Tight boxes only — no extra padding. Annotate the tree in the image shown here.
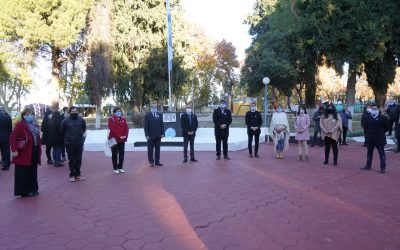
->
[0,41,33,112]
[85,0,113,129]
[214,40,239,98]
[0,0,94,109]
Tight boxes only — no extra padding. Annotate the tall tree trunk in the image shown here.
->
[51,47,62,110]
[304,65,317,108]
[345,65,357,131]
[95,102,102,129]
[373,88,388,109]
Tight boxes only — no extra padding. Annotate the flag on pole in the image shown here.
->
[166,0,173,72]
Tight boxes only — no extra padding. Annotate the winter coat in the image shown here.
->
[294,114,310,141]
[48,112,65,147]
[60,116,86,145]
[0,112,12,142]
[364,113,390,146]
[10,120,42,166]
[108,115,129,143]
[245,110,262,135]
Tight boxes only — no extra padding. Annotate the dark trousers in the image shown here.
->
[183,135,195,159]
[14,145,39,196]
[388,120,396,135]
[112,142,125,170]
[0,141,10,167]
[62,146,66,160]
[147,138,161,164]
[215,135,228,157]
[396,123,400,149]
[312,130,322,146]
[45,144,52,161]
[248,132,260,155]
[366,143,386,170]
[324,137,338,163]
[66,144,83,177]
[52,146,63,165]
[363,128,368,146]
[339,127,348,144]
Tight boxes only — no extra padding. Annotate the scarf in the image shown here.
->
[27,121,40,146]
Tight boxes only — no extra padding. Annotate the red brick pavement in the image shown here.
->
[0,142,399,250]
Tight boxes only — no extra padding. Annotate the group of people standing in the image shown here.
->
[1,99,396,198]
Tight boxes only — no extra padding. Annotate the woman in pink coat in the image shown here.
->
[294,105,310,161]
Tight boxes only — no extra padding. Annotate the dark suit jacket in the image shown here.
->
[181,113,198,137]
[245,111,263,135]
[364,113,390,146]
[213,108,232,137]
[0,113,12,142]
[144,112,164,139]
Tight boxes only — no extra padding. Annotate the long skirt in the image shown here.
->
[14,146,39,196]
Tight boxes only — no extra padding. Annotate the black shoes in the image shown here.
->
[1,166,10,171]
[155,163,163,166]
[183,158,188,163]
[333,161,338,166]
[249,154,253,158]
[379,169,386,174]
[323,160,328,165]
[47,159,54,165]
[216,156,221,160]
[190,158,198,162]
[360,166,371,170]
[224,156,230,160]
[254,154,259,158]
[21,191,39,197]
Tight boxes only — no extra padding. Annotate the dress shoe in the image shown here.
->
[342,142,348,146]
[323,160,328,165]
[254,154,259,158]
[360,166,371,170]
[1,166,10,171]
[190,158,198,162]
[310,144,315,147]
[333,161,337,166]
[150,163,155,167]
[216,156,221,160]
[224,156,230,160]
[47,160,54,165]
[26,191,39,197]
[379,169,386,174]
[155,163,163,166]
[183,158,188,163]
[249,154,253,158]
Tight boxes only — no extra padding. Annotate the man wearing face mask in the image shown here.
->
[180,104,198,163]
[245,102,262,158]
[361,104,372,147]
[108,107,129,173]
[144,103,164,167]
[213,99,232,160]
[361,104,390,174]
[60,106,86,182]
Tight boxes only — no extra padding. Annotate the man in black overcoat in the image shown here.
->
[180,104,198,163]
[245,102,263,158]
[0,107,12,170]
[213,99,232,160]
[144,103,164,167]
[361,104,390,174]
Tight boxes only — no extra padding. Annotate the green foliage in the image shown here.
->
[214,39,239,95]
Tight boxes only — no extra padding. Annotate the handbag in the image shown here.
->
[17,130,28,150]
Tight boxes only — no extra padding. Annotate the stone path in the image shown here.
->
[0,142,399,250]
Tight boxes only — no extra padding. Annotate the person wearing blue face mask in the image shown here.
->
[245,102,262,158]
[213,99,232,160]
[361,104,390,174]
[9,108,41,197]
[108,107,129,173]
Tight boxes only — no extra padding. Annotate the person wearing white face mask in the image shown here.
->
[270,105,290,159]
[361,104,390,174]
[108,107,129,173]
[245,102,262,158]
[361,104,372,147]
[144,103,164,167]
[213,99,232,160]
[180,104,198,163]
[294,105,310,161]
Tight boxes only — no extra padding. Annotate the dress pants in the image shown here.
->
[45,144,52,161]
[324,137,338,162]
[66,144,83,177]
[215,135,228,157]
[112,142,125,170]
[147,138,161,164]
[248,132,260,155]
[366,143,386,170]
[183,135,195,159]
[0,141,10,168]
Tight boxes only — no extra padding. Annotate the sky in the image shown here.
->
[23,0,256,106]
[181,0,255,61]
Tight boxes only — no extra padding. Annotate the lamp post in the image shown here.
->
[262,77,270,128]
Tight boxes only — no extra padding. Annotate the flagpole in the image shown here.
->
[166,0,173,111]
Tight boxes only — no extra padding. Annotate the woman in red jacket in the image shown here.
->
[10,108,42,197]
[108,107,129,174]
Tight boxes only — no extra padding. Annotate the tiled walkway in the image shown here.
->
[0,142,399,250]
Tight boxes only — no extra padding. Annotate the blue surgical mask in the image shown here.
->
[250,106,256,112]
[186,108,192,114]
[115,111,122,117]
[150,107,157,113]
[220,104,226,109]
[370,109,379,117]
[277,108,283,113]
[24,115,34,122]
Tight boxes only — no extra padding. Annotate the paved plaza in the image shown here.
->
[0,142,399,250]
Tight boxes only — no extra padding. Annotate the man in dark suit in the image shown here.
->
[180,104,198,163]
[0,107,12,170]
[361,104,390,174]
[245,102,263,158]
[213,99,232,160]
[144,103,164,167]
